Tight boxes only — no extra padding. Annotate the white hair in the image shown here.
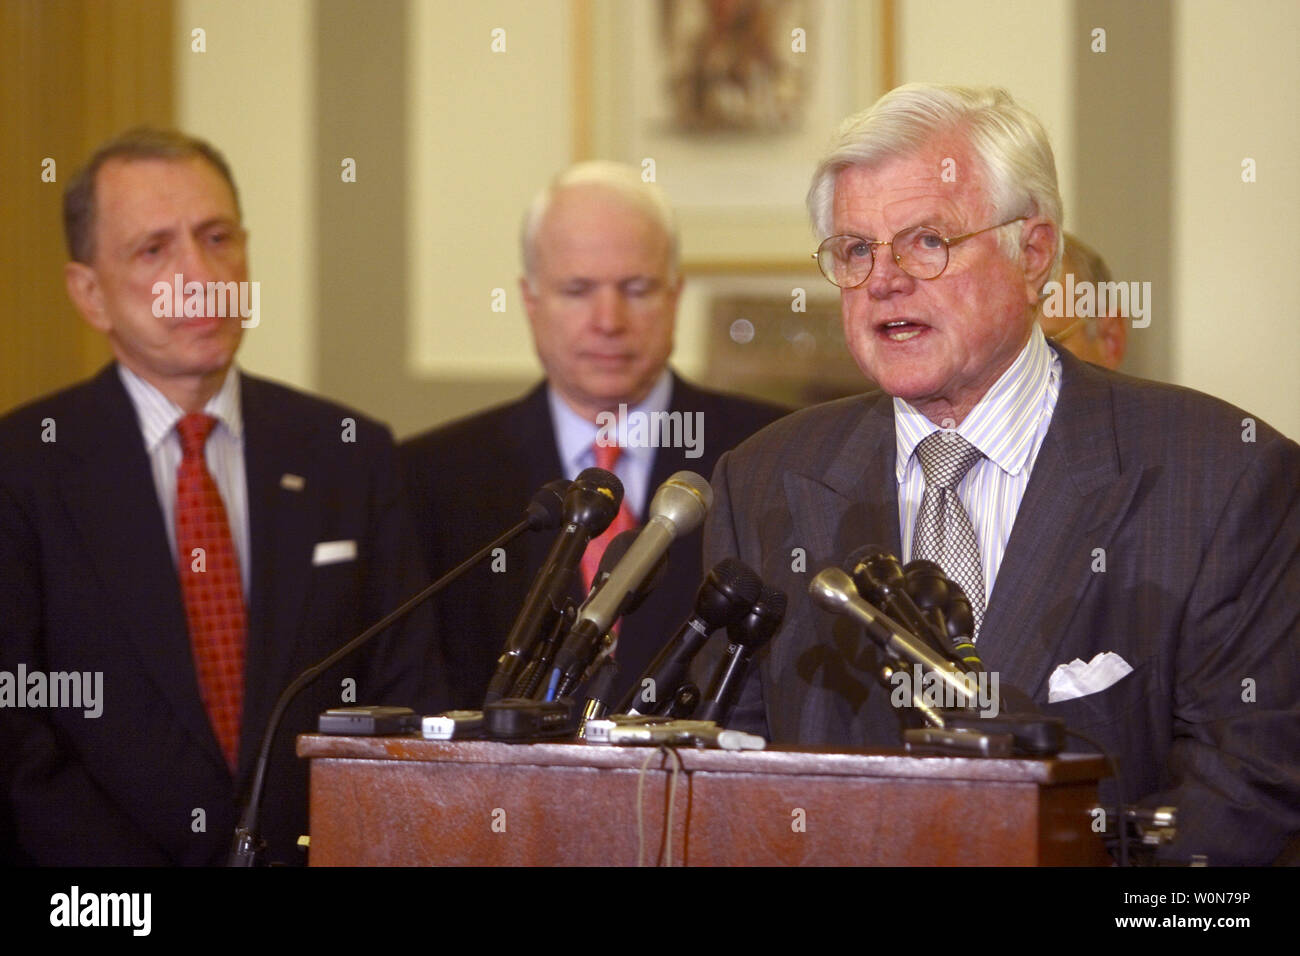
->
[807,84,1063,276]
[520,161,679,283]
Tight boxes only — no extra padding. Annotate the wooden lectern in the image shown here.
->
[298,734,1112,865]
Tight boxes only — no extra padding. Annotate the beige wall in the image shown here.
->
[407,1,570,380]
[898,0,1076,218]
[1172,0,1299,438]
[176,0,317,391]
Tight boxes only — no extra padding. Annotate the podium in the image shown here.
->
[298,734,1112,865]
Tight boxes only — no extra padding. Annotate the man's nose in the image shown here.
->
[173,233,225,285]
[590,286,628,332]
[864,245,915,299]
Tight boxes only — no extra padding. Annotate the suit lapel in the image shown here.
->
[786,392,900,571]
[646,373,695,498]
[56,367,226,768]
[513,385,567,576]
[238,375,318,774]
[977,348,1145,697]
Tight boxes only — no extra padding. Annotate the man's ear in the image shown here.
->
[1020,219,1058,304]
[665,273,684,311]
[64,261,110,333]
[519,274,539,323]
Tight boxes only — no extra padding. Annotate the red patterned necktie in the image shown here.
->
[175,412,246,772]
[580,441,639,594]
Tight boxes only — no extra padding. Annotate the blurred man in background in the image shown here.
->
[402,162,785,709]
[0,128,442,865]
[1038,232,1127,369]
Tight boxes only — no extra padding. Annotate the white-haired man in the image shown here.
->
[402,162,786,710]
[697,85,1299,864]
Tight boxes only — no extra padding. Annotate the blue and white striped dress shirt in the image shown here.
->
[117,364,251,596]
[894,324,1061,613]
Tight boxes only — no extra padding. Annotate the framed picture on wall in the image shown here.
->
[574,0,895,272]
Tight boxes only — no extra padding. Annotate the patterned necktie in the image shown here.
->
[175,412,246,771]
[911,431,987,637]
[580,441,639,595]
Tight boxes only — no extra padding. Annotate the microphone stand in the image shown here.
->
[228,516,534,867]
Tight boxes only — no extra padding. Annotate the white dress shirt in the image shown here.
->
[894,324,1062,607]
[117,363,251,595]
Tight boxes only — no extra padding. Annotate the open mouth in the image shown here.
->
[878,319,929,342]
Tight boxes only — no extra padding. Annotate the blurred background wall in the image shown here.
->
[3,0,1297,440]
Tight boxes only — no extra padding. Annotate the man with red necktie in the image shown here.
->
[402,162,786,710]
[0,128,445,865]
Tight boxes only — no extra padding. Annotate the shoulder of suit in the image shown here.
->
[668,376,791,431]
[398,386,543,461]
[720,390,885,463]
[239,372,394,442]
[1067,360,1297,458]
[0,372,114,462]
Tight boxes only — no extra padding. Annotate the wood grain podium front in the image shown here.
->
[298,734,1111,866]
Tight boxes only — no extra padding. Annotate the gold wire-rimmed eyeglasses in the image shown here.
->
[813,217,1028,288]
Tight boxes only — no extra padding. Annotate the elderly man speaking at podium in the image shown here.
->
[698,84,1300,865]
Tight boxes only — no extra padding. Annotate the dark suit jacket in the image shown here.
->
[698,344,1300,865]
[0,365,445,865]
[400,373,786,710]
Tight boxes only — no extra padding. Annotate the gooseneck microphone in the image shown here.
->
[228,477,573,866]
[618,557,762,715]
[902,559,981,671]
[511,528,641,699]
[845,546,963,666]
[486,467,623,704]
[696,583,788,724]
[547,471,712,700]
[901,560,1041,716]
[808,566,977,708]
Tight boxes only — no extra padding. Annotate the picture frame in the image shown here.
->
[573,0,895,272]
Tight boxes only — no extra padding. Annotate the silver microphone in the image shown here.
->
[576,471,713,636]
[547,472,713,696]
[809,566,975,707]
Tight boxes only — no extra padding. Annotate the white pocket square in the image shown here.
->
[1048,651,1134,703]
[312,539,357,566]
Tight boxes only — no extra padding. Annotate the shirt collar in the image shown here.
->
[118,363,244,453]
[548,368,674,474]
[894,324,1057,481]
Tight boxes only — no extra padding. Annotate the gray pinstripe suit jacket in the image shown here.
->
[699,343,1300,864]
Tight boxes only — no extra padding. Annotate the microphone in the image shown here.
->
[902,559,981,671]
[902,560,1042,716]
[562,538,671,702]
[617,557,761,716]
[229,476,572,866]
[485,467,623,704]
[808,566,977,708]
[511,528,640,699]
[547,471,713,700]
[695,583,788,725]
[844,546,962,665]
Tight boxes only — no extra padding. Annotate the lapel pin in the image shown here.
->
[280,473,306,492]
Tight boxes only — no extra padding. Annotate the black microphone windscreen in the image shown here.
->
[525,478,572,531]
[698,558,763,628]
[566,467,624,537]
